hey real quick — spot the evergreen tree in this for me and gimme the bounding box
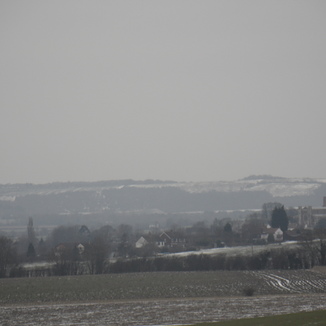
[262,202,283,220]
[27,242,36,261]
[224,222,232,233]
[27,217,36,246]
[271,206,288,232]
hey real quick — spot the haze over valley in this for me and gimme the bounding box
[1,175,326,234]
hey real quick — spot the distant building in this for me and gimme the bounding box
[261,227,283,242]
[298,197,326,229]
[158,231,186,248]
[135,232,186,249]
[135,236,148,248]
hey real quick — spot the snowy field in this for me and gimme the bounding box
[2,294,326,326]
[1,269,326,325]
[167,240,302,258]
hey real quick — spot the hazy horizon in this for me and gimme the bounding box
[1,174,324,187]
[1,1,326,184]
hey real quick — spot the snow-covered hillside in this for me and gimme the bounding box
[0,176,325,223]
[1,175,326,200]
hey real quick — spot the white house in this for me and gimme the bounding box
[135,236,148,248]
[261,228,283,242]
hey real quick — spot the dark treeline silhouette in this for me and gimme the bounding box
[109,247,313,274]
[7,244,317,278]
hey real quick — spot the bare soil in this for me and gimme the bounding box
[1,294,326,326]
[1,270,326,325]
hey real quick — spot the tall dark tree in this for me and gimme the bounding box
[0,236,16,277]
[86,235,109,274]
[271,206,289,232]
[224,222,232,233]
[262,202,283,220]
[27,243,36,261]
[27,217,36,245]
[37,238,48,260]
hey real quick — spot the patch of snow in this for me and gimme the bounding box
[161,241,301,258]
[21,262,55,270]
[1,177,326,198]
[0,196,16,202]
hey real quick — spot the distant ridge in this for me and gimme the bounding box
[1,176,326,226]
[241,175,287,181]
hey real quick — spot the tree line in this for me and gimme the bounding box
[1,203,326,277]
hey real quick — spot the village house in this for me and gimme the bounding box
[156,231,186,248]
[54,242,85,259]
[135,236,148,248]
[261,227,283,243]
[135,231,186,249]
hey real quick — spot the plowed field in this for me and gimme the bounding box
[1,270,326,325]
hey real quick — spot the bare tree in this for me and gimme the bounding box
[241,217,265,244]
[86,235,110,274]
[300,230,324,268]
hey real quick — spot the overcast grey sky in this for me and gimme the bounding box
[1,1,326,184]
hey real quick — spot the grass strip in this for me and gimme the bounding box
[188,309,326,326]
